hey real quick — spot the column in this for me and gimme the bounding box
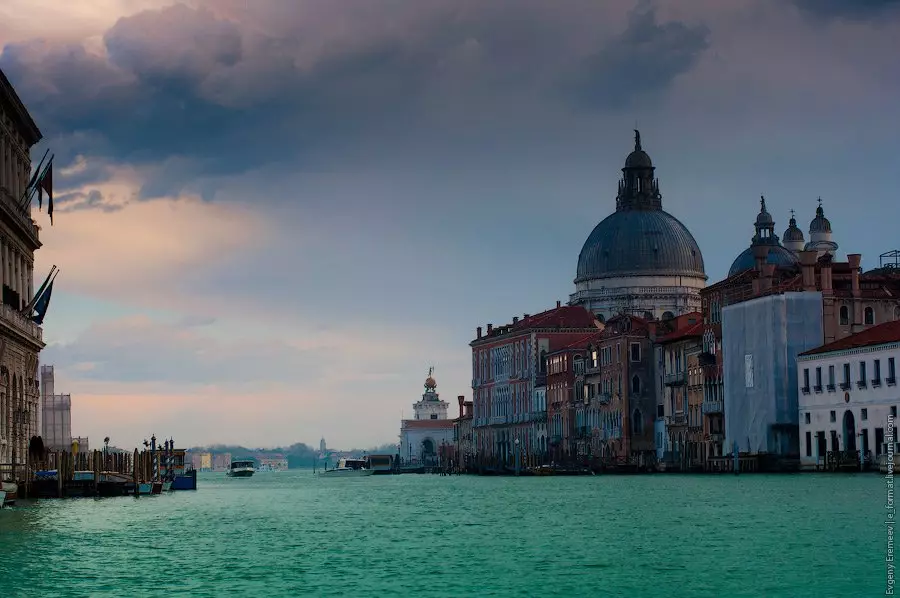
[26,262,32,305]
[20,255,26,307]
[0,238,6,292]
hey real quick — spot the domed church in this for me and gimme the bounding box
[569,131,707,322]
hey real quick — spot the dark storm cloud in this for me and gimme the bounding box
[0,1,711,195]
[566,4,710,110]
[791,0,900,20]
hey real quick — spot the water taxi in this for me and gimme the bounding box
[227,459,256,478]
[320,458,375,477]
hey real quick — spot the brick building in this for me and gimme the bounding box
[470,302,601,470]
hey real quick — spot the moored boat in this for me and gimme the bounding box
[136,482,152,495]
[1,481,18,505]
[320,458,375,477]
[227,459,256,478]
[0,489,6,507]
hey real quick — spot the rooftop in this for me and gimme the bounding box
[472,303,599,344]
[800,320,900,357]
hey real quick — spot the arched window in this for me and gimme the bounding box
[632,408,643,436]
[632,375,641,395]
[662,311,675,321]
[864,307,875,326]
[840,305,850,326]
[539,349,547,374]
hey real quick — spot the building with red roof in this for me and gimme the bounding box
[469,301,602,470]
[797,319,900,471]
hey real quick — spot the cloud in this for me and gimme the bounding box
[565,3,710,110]
[790,0,900,21]
[0,1,714,195]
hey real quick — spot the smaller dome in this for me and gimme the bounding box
[729,245,799,277]
[424,376,436,389]
[809,202,832,234]
[625,150,653,168]
[783,215,805,242]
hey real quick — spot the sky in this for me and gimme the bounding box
[1,0,899,450]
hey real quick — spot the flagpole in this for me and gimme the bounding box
[18,149,50,211]
[21,265,57,315]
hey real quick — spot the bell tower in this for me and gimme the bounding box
[616,129,662,211]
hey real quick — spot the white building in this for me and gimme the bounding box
[399,370,454,466]
[797,320,900,470]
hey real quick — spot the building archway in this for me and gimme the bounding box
[843,410,857,452]
[422,437,436,464]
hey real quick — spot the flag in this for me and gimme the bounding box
[38,161,54,225]
[31,280,54,325]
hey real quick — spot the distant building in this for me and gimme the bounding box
[258,456,288,471]
[797,320,900,470]
[40,365,72,450]
[319,438,326,454]
[72,436,89,453]
[722,293,824,461]
[399,370,454,466]
[212,453,232,471]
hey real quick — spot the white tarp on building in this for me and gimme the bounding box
[722,292,824,456]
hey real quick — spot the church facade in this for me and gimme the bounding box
[399,370,454,467]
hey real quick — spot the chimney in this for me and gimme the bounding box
[799,250,818,291]
[487,323,493,335]
[465,402,473,417]
[524,314,530,319]
[458,395,465,419]
[820,255,833,294]
[760,264,775,293]
[848,254,861,297]
[752,245,770,273]
[556,300,562,308]
[512,317,519,324]
[476,326,482,339]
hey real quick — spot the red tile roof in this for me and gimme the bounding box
[800,320,900,356]
[473,304,599,344]
[657,321,704,344]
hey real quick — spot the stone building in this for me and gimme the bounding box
[0,69,45,469]
[470,302,600,469]
[579,315,657,467]
[399,370,455,467]
[453,395,474,472]
[570,131,707,322]
[655,315,705,470]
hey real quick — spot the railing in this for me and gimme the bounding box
[888,377,897,386]
[840,382,851,391]
[801,386,810,395]
[666,413,688,426]
[534,373,547,387]
[826,384,836,392]
[0,186,41,242]
[813,385,823,393]
[664,371,688,386]
[0,304,42,342]
[872,379,882,388]
[702,401,724,414]
[857,380,867,389]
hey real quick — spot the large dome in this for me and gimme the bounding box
[728,245,799,277]
[576,210,706,282]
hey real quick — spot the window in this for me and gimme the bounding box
[805,431,812,457]
[843,363,851,389]
[874,360,882,385]
[632,375,641,395]
[840,306,850,326]
[830,410,836,423]
[802,369,810,393]
[630,343,641,362]
[632,408,643,436]
[430,414,438,420]
[804,412,810,424]
[865,307,875,325]
[859,361,867,388]
[893,406,898,418]
[657,404,664,418]
[814,367,822,392]
[889,358,897,385]
[862,408,868,421]
[827,365,836,391]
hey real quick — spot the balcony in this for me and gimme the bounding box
[534,373,547,387]
[0,304,42,344]
[857,380,867,390]
[0,186,41,245]
[801,386,810,395]
[666,413,688,427]
[593,393,611,405]
[888,377,897,386]
[698,352,716,367]
[826,384,836,392]
[872,379,882,388]
[664,371,688,386]
[702,401,724,414]
[813,385,823,394]
[840,382,851,391]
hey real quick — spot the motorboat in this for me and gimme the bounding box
[319,458,375,477]
[0,489,5,507]
[227,459,256,478]
[1,481,17,505]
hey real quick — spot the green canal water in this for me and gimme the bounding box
[0,471,887,597]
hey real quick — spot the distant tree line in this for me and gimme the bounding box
[187,442,398,469]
